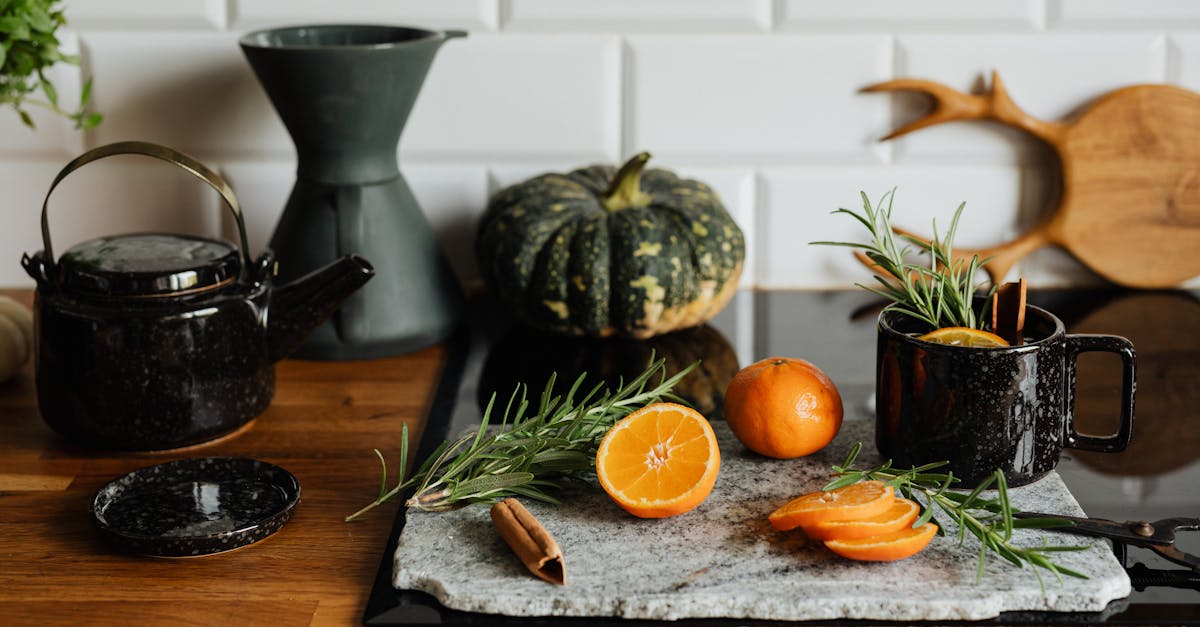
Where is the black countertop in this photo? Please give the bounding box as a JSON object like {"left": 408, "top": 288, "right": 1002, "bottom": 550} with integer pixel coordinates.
{"left": 366, "top": 288, "right": 1200, "bottom": 624}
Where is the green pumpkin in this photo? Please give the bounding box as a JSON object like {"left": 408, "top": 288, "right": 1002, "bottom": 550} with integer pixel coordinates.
{"left": 476, "top": 152, "right": 745, "bottom": 338}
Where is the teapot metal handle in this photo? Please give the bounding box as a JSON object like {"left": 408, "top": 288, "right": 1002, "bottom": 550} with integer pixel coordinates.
{"left": 39, "top": 141, "right": 253, "bottom": 276}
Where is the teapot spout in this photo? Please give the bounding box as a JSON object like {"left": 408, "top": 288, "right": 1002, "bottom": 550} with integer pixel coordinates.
{"left": 268, "top": 255, "right": 374, "bottom": 362}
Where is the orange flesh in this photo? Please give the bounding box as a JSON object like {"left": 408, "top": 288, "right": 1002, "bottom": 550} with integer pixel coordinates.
{"left": 596, "top": 403, "right": 720, "bottom": 519}
{"left": 918, "top": 327, "right": 1009, "bottom": 348}
{"left": 768, "top": 481, "right": 894, "bottom": 531}
{"left": 802, "top": 498, "right": 921, "bottom": 541}
{"left": 824, "top": 523, "right": 939, "bottom": 562}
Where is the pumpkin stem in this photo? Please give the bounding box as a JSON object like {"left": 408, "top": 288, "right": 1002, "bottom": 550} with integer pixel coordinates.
{"left": 603, "top": 152, "right": 653, "bottom": 212}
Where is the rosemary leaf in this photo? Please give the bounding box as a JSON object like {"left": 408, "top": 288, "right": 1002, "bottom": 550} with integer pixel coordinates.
{"left": 812, "top": 189, "right": 995, "bottom": 330}
{"left": 450, "top": 472, "right": 536, "bottom": 499}
{"left": 346, "top": 355, "right": 695, "bottom": 521}
{"left": 825, "top": 447, "right": 1090, "bottom": 583}
{"left": 503, "top": 484, "right": 562, "bottom": 504}
{"left": 373, "top": 449, "right": 388, "bottom": 499}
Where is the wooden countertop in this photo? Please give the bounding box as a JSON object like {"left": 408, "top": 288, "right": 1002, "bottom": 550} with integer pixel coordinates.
{"left": 0, "top": 289, "right": 448, "bottom": 625}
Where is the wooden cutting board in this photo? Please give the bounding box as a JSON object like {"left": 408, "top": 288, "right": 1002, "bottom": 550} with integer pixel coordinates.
{"left": 863, "top": 71, "right": 1200, "bottom": 288}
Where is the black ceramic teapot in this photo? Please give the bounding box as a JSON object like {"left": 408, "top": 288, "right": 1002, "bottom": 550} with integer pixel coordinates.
{"left": 21, "top": 142, "right": 375, "bottom": 451}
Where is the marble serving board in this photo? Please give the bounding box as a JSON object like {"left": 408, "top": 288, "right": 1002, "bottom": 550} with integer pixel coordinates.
{"left": 393, "top": 418, "right": 1131, "bottom": 622}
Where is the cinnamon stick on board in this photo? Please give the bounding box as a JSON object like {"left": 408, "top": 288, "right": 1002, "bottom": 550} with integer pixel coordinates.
{"left": 490, "top": 498, "right": 566, "bottom": 585}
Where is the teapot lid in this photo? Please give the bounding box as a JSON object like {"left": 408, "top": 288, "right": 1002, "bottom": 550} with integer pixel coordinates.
{"left": 58, "top": 233, "right": 242, "bottom": 297}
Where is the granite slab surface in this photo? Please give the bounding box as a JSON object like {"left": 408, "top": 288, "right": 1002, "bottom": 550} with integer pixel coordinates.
{"left": 393, "top": 417, "right": 1131, "bottom": 622}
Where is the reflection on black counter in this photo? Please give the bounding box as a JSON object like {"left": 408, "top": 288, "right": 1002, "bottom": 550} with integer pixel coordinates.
{"left": 419, "top": 288, "right": 1200, "bottom": 619}
{"left": 1043, "top": 290, "right": 1200, "bottom": 478}
{"left": 478, "top": 322, "right": 739, "bottom": 420}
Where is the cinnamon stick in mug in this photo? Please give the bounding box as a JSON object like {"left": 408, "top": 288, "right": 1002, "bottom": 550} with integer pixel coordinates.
{"left": 490, "top": 498, "right": 566, "bottom": 585}
{"left": 991, "top": 278, "right": 1027, "bottom": 345}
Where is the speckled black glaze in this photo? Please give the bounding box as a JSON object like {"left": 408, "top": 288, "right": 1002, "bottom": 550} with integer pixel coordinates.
{"left": 22, "top": 141, "right": 375, "bottom": 452}
{"left": 24, "top": 250, "right": 373, "bottom": 451}
{"left": 92, "top": 457, "right": 300, "bottom": 557}
{"left": 876, "top": 303, "right": 1136, "bottom": 486}
{"left": 34, "top": 285, "right": 274, "bottom": 451}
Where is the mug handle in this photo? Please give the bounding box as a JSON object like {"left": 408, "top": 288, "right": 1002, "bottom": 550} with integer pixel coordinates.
{"left": 1064, "top": 334, "right": 1136, "bottom": 453}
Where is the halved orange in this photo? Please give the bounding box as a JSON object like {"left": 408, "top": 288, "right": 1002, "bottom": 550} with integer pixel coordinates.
{"left": 595, "top": 402, "right": 720, "bottom": 519}
{"left": 824, "top": 522, "right": 939, "bottom": 562}
{"left": 918, "top": 327, "right": 1009, "bottom": 348}
{"left": 768, "top": 480, "right": 894, "bottom": 531}
{"left": 801, "top": 497, "right": 921, "bottom": 541}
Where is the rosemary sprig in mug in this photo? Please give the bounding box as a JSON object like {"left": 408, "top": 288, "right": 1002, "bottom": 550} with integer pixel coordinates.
{"left": 828, "top": 443, "right": 1089, "bottom": 587}
{"left": 346, "top": 356, "right": 693, "bottom": 521}
{"left": 811, "top": 188, "right": 997, "bottom": 330}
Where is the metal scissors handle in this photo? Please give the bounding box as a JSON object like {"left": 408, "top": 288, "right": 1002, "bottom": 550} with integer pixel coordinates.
{"left": 1016, "top": 512, "right": 1200, "bottom": 571}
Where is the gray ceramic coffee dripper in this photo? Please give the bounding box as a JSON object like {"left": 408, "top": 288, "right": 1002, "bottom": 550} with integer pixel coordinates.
{"left": 240, "top": 24, "right": 466, "bottom": 360}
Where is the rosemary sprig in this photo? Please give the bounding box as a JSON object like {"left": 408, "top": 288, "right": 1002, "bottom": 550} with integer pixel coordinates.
{"left": 826, "top": 443, "right": 1090, "bottom": 589}
{"left": 346, "top": 356, "right": 694, "bottom": 522}
{"left": 811, "top": 189, "right": 997, "bottom": 330}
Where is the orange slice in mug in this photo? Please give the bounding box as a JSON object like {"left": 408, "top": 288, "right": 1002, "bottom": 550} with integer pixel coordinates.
{"left": 919, "top": 327, "right": 1009, "bottom": 348}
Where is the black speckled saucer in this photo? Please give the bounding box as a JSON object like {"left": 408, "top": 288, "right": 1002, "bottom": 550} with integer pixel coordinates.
{"left": 92, "top": 457, "right": 300, "bottom": 558}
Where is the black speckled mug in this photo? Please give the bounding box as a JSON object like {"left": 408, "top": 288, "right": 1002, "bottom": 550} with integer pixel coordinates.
{"left": 876, "top": 304, "right": 1135, "bottom": 487}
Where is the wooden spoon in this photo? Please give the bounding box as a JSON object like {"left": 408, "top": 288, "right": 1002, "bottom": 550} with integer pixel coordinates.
{"left": 860, "top": 71, "right": 1200, "bottom": 288}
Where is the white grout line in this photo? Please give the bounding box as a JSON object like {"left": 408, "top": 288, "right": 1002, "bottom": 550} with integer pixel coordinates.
{"left": 486, "top": 0, "right": 505, "bottom": 32}
{"left": 207, "top": 0, "right": 230, "bottom": 32}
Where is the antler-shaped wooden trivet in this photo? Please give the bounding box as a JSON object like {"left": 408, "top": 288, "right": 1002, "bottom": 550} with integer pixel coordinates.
{"left": 859, "top": 70, "right": 1200, "bottom": 288}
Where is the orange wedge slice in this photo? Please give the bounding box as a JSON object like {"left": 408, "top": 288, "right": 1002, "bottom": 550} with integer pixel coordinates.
{"left": 768, "top": 480, "right": 894, "bottom": 531}
{"left": 918, "top": 327, "right": 1009, "bottom": 348}
{"left": 802, "top": 497, "right": 921, "bottom": 541}
{"left": 824, "top": 522, "right": 939, "bottom": 562}
{"left": 595, "top": 402, "right": 720, "bottom": 519}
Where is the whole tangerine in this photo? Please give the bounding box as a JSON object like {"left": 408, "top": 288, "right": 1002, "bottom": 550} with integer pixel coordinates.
{"left": 723, "top": 357, "right": 843, "bottom": 459}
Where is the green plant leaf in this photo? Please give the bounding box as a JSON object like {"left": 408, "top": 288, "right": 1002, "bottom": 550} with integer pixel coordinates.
{"left": 39, "top": 76, "right": 55, "bottom": 105}
{"left": 1, "top": 1, "right": 97, "bottom": 131}
{"left": 76, "top": 107, "right": 102, "bottom": 129}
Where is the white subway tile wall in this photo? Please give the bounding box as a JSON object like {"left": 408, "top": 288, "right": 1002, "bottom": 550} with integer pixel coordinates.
{"left": 505, "top": 0, "right": 772, "bottom": 32}
{"left": 892, "top": 34, "right": 1166, "bottom": 164}
{"left": 2, "top": 1, "right": 1196, "bottom": 289}
{"left": 780, "top": 1, "right": 1045, "bottom": 32}
{"left": 62, "top": 0, "right": 222, "bottom": 30}
{"left": 626, "top": 34, "right": 892, "bottom": 162}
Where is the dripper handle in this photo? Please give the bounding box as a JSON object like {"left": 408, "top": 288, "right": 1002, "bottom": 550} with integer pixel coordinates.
{"left": 38, "top": 141, "right": 253, "bottom": 277}
{"left": 442, "top": 29, "right": 468, "bottom": 41}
